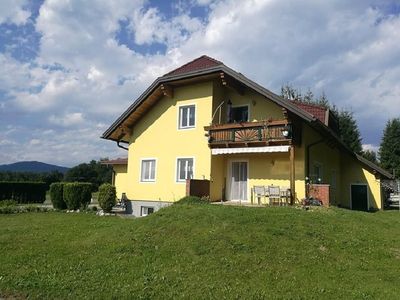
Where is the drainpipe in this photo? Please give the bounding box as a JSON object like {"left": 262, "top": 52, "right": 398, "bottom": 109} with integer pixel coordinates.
{"left": 117, "top": 141, "right": 129, "bottom": 151}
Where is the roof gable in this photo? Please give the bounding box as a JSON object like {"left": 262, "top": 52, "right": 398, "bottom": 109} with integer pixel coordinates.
{"left": 164, "top": 55, "right": 223, "bottom": 76}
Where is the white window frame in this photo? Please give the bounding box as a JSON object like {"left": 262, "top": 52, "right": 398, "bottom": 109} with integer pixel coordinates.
{"left": 226, "top": 159, "right": 249, "bottom": 201}
{"left": 176, "top": 157, "right": 195, "bottom": 183}
{"left": 177, "top": 104, "right": 196, "bottom": 130}
{"left": 139, "top": 158, "right": 157, "bottom": 183}
{"left": 141, "top": 206, "right": 154, "bottom": 216}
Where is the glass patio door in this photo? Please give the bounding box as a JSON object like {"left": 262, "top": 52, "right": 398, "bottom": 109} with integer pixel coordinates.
{"left": 230, "top": 161, "right": 248, "bottom": 201}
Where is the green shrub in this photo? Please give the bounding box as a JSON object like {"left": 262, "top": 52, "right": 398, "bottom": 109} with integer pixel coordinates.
{"left": 63, "top": 182, "right": 92, "bottom": 210}
{"left": 0, "top": 205, "right": 50, "bottom": 214}
{"left": 98, "top": 183, "right": 116, "bottom": 213}
{"left": 0, "top": 182, "right": 46, "bottom": 203}
{"left": 0, "top": 206, "right": 18, "bottom": 214}
{"left": 49, "top": 183, "right": 66, "bottom": 209}
{"left": 0, "top": 199, "right": 17, "bottom": 207}
{"left": 175, "top": 196, "right": 209, "bottom": 205}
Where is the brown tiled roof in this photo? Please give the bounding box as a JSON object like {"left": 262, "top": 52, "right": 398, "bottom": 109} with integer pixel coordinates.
{"left": 164, "top": 55, "right": 223, "bottom": 76}
{"left": 291, "top": 101, "right": 327, "bottom": 124}
{"left": 100, "top": 158, "right": 127, "bottom": 165}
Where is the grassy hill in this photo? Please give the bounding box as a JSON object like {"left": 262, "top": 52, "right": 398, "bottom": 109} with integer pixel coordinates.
{"left": 0, "top": 161, "right": 69, "bottom": 173}
{"left": 0, "top": 204, "right": 399, "bottom": 299}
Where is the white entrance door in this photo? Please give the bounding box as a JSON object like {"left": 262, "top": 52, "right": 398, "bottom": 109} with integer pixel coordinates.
{"left": 230, "top": 161, "right": 248, "bottom": 201}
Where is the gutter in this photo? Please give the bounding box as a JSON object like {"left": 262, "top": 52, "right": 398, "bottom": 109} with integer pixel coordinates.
{"left": 117, "top": 141, "right": 129, "bottom": 151}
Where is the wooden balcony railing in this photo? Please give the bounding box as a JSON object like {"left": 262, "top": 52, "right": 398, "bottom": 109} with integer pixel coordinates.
{"left": 204, "top": 120, "right": 292, "bottom": 147}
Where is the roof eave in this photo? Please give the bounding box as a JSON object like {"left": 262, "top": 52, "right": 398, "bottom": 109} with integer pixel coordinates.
{"left": 101, "top": 66, "right": 226, "bottom": 140}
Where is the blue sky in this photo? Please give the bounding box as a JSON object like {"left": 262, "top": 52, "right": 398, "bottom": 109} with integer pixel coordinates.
{"left": 0, "top": 0, "right": 399, "bottom": 167}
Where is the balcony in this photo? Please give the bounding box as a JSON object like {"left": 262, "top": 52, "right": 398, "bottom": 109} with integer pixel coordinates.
{"left": 204, "top": 120, "right": 292, "bottom": 148}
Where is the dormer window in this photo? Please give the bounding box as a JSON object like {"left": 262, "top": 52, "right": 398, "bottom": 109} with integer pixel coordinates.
{"left": 179, "top": 105, "right": 196, "bottom": 129}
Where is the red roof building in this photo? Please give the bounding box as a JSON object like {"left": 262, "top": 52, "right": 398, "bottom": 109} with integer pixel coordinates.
{"left": 164, "top": 55, "right": 223, "bottom": 76}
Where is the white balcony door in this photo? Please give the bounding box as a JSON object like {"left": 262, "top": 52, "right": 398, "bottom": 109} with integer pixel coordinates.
{"left": 230, "top": 161, "right": 248, "bottom": 201}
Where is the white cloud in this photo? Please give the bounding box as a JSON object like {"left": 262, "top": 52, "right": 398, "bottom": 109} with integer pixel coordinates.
{"left": 363, "top": 144, "right": 379, "bottom": 153}
{"left": 130, "top": 7, "right": 202, "bottom": 47}
{"left": 0, "top": 0, "right": 31, "bottom": 25}
{"left": 49, "top": 112, "right": 85, "bottom": 127}
{"left": 1, "top": 0, "right": 400, "bottom": 166}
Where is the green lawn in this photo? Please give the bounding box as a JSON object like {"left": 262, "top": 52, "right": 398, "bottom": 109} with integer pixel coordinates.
{"left": 0, "top": 205, "right": 399, "bottom": 299}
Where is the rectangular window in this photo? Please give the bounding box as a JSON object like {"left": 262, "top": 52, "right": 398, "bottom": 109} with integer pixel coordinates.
{"left": 140, "top": 159, "right": 156, "bottom": 182}
{"left": 179, "top": 105, "right": 195, "bottom": 129}
{"left": 176, "top": 158, "right": 194, "bottom": 182}
{"left": 312, "top": 162, "right": 323, "bottom": 183}
{"left": 229, "top": 105, "right": 249, "bottom": 123}
{"left": 141, "top": 206, "right": 154, "bottom": 216}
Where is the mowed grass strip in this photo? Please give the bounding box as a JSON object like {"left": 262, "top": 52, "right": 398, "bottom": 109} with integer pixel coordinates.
{"left": 0, "top": 205, "right": 399, "bottom": 299}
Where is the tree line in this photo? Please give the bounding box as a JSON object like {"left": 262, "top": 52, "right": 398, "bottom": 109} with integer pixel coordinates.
{"left": 0, "top": 160, "right": 112, "bottom": 190}
{"left": 281, "top": 84, "right": 400, "bottom": 178}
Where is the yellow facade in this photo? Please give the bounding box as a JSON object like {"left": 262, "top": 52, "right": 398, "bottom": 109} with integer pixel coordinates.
{"left": 302, "top": 123, "right": 342, "bottom": 205}
{"left": 110, "top": 78, "right": 385, "bottom": 210}
{"left": 113, "top": 165, "right": 128, "bottom": 199}
{"left": 210, "top": 151, "right": 306, "bottom": 203}
{"left": 125, "top": 82, "right": 213, "bottom": 202}
{"left": 340, "top": 153, "right": 382, "bottom": 209}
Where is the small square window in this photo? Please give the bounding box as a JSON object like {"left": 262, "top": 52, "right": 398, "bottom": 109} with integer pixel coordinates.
{"left": 176, "top": 158, "right": 194, "bottom": 182}
{"left": 179, "top": 105, "right": 195, "bottom": 129}
{"left": 141, "top": 206, "right": 154, "bottom": 216}
{"left": 141, "top": 159, "right": 156, "bottom": 182}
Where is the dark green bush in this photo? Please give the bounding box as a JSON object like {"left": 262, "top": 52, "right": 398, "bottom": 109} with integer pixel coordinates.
{"left": 0, "top": 199, "right": 17, "bottom": 207}
{"left": 98, "top": 183, "right": 116, "bottom": 213}
{"left": 63, "top": 182, "right": 92, "bottom": 210}
{"left": 0, "top": 182, "right": 46, "bottom": 203}
{"left": 0, "top": 205, "right": 50, "bottom": 214}
{"left": 175, "top": 196, "right": 209, "bottom": 205}
{"left": 49, "top": 182, "right": 66, "bottom": 209}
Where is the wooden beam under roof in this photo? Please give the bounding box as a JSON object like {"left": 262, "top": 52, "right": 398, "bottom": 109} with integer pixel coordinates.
{"left": 160, "top": 84, "right": 173, "bottom": 98}
{"left": 220, "top": 72, "right": 245, "bottom": 95}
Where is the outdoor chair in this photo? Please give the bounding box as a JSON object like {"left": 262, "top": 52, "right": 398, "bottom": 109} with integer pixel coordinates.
{"left": 268, "top": 186, "right": 281, "bottom": 206}
{"left": 118, "top": 192, "right": 128, "bottom": 210}
{"left": 253, "top": 186, "right": 268, "bottom": 205}
{"left": 280, "top": 187, "right": 290, "bottom": 206}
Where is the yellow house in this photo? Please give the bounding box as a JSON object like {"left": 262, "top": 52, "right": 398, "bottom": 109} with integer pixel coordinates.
{"left": 102, "top": 55, "right": 392, "bottom": 216}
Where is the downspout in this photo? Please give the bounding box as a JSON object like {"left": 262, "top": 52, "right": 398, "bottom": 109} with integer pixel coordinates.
{"left": 117, "top": 141, "right": 129, "bottom": 151}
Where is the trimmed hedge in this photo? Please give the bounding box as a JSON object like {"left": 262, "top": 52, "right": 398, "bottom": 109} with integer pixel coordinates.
{"left": 49, "top": 182, "right": 66, "bottom": 209}
{"left": 0, "top": 182, "right": 46, "bottom": 203}
{"left": 63, "top": 182, "right": 92, "bottom": 210}
{"left": 98, "top": 183, "right": 116, "bottom": 213}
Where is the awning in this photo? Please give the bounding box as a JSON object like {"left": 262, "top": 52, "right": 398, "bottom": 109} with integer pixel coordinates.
{"left": 211, "top": 146, "right": 290, "bottom": 155}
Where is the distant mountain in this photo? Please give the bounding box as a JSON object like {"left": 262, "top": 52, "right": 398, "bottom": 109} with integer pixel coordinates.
{"left": 0, "top": 161, "right": 70, "bottom": 173}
